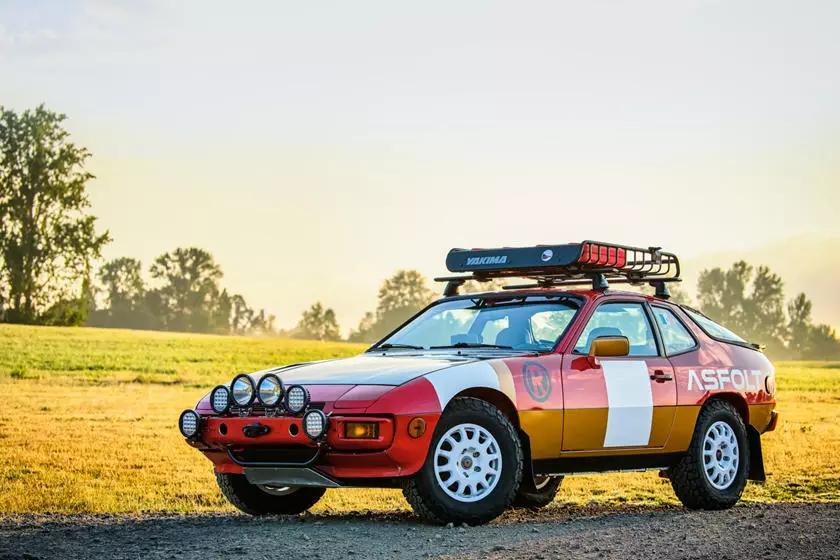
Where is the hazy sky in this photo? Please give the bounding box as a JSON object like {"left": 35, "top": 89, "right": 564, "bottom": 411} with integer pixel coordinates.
{"left": 1, "top": 1, "right": 838, "bottom": 331}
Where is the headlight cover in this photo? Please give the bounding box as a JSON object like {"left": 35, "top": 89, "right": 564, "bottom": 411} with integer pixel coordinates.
{"left": 179, "top": 409, "right": 200, "bottom": 438}
{"left": 210, "top": 385, "right": 230, "bottom": 414}
{"left": 303, "top": 409, "right": 328, "bottom": 440}
{"left": 231, "top": 374, "right": 256, "bottom": 407}
{"left": 284, "top": 385, "right": 310, "bottom": 414}
{"left": 257, "top": 373, "right": 284, "bottom": 407}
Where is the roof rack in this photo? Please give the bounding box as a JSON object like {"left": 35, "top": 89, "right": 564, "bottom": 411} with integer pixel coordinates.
{"left": 434, "top": 240, "right": 680, "bottom": 298}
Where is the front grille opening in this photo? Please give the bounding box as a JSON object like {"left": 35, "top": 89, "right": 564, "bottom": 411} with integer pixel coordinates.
{"left": 231, "top": 445, "right": 318, "bottom": 464}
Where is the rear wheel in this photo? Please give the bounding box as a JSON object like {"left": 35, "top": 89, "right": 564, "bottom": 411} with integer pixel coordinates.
{"left": 403, "top": 397, "right": 523, "bottom": 525}
{"left": 669, "top": 400, "right": 750, "bottom": 510}
{"left": 216, "top": 473, "right": 326, "bottom": 515}
{"left": 512, "top": 475, "right": 563, "bottom": 509}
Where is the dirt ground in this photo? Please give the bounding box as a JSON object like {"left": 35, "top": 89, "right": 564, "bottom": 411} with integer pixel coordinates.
{"left": 1, "top": 502, "right": 837, "bottom": 560}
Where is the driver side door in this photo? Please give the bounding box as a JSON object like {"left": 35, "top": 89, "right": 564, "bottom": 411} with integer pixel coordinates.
{"left": 561, "top": 300, "right": 677, "bottom": 452}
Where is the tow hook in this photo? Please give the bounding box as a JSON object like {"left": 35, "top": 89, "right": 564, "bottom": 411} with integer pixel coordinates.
{"left": 243, "top": 423, "right": 270, "bottom": 438}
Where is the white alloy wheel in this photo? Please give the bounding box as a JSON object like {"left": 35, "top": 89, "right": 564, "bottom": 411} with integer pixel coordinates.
{"left": 257, "top": 485, "right": 298, "bottom": 496}
{"left": 434, "top": 423, "right": 502, "bottom": 503}
{"left": 703, "top": 421, "right": 739, "bottom": 490}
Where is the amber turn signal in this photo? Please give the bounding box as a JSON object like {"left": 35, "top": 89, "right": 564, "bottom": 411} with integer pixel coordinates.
{"left": 344, "top": 422, "right": 379, "bottom": 439}
{"left": 408, "top": 417, "right": 426, "bottom": 438}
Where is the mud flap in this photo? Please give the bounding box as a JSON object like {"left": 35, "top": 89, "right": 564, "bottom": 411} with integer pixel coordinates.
{"left": 747, "top": 425, "right": 766, "bottom": 482}
{"left": 518, "top": 429, "right": 540, "bottom": 492}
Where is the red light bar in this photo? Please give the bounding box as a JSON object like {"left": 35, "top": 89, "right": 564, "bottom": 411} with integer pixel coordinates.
{"left": 579, "top": 243, "right": 627, "bottom": 268}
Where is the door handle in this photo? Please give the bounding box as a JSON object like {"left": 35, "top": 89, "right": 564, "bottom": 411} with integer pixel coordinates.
{"left": 650, "top": 371, "right": 673, "bottom": 382}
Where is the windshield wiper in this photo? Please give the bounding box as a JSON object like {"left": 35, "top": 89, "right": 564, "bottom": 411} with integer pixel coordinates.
{"left": 430, "top": 342, "right": 514, "bottom": 350}
{"left": 376, "top": 343, "right": 425, "bottom": 350}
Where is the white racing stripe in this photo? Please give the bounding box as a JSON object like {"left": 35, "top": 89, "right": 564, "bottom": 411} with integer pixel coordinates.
{"left": 602, "top": 360, "right": 653, "bottom": 447}
{"left": 424, "top": 361, "right": 501, "bottom": 410}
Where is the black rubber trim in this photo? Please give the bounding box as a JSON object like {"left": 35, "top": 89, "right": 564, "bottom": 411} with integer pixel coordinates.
{"left": 533, "top": 452, "right": 684, "bottom": 475}
{"left": 226, "top": 447, "right": 322, "bottom": 468}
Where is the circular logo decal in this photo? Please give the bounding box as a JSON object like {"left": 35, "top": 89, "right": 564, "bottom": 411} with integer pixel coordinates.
{"left": 523, "top": 362, "right": 552, "bottom": 402}
{"left": 541, "top": 249, "right": 553, "bottom": 262}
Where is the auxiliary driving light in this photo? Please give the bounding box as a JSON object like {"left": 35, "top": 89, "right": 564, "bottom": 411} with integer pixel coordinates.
{"left": 210, "top": 385, "right": 230, "bottom": 414}
{"left": 257, "top": 373, "right": 284, "bottom": 407}
{"left": 303, "top": 409, "right": 328, "bottom": 440}
{"left": 231, "top": 374, "right": 256, "bottom": 407}
{"left": 344, "top": 421, "right": 379, "bottom": 439}
{"left": 179, "top": 409, "right": 200, "bottom": 438}
{"left": 284, "top": 385, "right": 310, "bottom": 414}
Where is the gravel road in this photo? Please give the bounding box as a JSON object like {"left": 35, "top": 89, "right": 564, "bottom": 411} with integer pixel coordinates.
{"left": 1, "top": 502, "right": 838, "bottom": 560}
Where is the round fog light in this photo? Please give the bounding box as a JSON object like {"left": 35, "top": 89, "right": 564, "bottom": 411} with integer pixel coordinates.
{"left": 302, "top": 409, "right": 328, "bottom": 440}
{"left": 284, "top": 385, "right": 310, "bottom": 414}
{"left": 257, "top": 373, "right": 284, "bottom": 407}
{"left": 179, "top": 410, "right": 200, "bottom": 438}
{"left": 210, "top": 385, "right": 230, "bottom": 414}
{"left": 231, "top": 374, "right": 255, "bottom": 407}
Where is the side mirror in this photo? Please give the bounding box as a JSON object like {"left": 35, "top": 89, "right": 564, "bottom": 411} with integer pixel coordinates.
{"left": 588, "top": 336, "right": 629, "bottom": 366}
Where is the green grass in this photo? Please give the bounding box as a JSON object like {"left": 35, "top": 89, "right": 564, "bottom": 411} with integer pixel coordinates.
{"left": 0, "top": 324, "right": 837, "bottom": 514}
{"left": 0, "top": 323, "right": 366, "bottom": 386}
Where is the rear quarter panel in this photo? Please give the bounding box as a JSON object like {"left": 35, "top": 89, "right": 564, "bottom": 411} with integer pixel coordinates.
{"left": 670, "top": 306, "right": 777, "bottom": 447}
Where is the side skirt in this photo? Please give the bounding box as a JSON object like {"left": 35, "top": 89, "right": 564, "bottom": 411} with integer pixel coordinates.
{"left": 533, "top": 452, "right": 684, "bottom": 476}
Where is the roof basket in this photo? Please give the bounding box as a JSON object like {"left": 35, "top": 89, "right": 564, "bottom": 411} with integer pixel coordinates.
{"left": 435, "top": 240, "right": 680, "bottom": 296}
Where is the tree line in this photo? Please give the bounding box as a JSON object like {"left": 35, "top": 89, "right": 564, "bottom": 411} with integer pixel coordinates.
{"left": 1, "top": 104, "right": 838, "bottom": 358}
{"left": 0, "top": 105, "right": 272, "bottom": 334}
{"left": 87, "top": 249, "right": 275, "bottom": 334}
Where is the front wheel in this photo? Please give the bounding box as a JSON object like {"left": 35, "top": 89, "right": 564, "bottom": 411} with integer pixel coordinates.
{"left": 403, "top": 397, "right": 523, "bottom": 525}
{"left": 669, "top": 400, "right": 750, "bottom": 510}
{"left": 216, "top": 473, "right": 326, "bottom": 515}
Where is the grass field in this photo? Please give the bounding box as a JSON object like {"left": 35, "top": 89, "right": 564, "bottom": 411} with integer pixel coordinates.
{"left": 0, "top": 324, "right": 838, "bottom": 514}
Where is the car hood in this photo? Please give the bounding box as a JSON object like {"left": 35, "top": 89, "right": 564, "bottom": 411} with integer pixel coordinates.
{"left": 250, "top": 353, "right": 478, "bottom": 386}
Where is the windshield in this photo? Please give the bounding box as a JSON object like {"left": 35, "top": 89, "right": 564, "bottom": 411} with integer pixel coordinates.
{"left": 372, "top": 296, "right": 580, "bottom": 353}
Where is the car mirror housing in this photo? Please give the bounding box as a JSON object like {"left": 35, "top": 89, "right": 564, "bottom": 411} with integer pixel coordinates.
{"left": 588, "top": 336, "right": 630, "bottom": 366}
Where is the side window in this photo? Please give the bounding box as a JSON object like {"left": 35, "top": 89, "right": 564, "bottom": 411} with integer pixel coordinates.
{"left": 652, "top": 307, "right": 697, "bottom": 355}
{"left": 574, "top": 302, "right": 658, "bottom": 357}
{"left": 683, "top": 308, "right": 747, "bottom": 343}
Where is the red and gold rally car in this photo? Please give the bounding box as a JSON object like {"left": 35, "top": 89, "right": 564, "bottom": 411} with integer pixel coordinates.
{"left": 179, "top": 241, "right": 779, "bottom": 525}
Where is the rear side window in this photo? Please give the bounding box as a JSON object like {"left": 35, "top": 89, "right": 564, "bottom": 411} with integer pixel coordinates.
{"left": 652, "top": 307, "right": 696, "bottom": 355}
{"left": 683, "top": 308, "right": 746, "bottom": 343}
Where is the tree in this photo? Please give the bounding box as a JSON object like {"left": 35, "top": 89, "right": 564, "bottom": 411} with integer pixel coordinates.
{"left": 40, "top": 278, "right": 93, "bottom": 326}
{"left": 350, "top": 270, "right": 436, "bottom": 343}
{"left": 294, "top": 302, "right": 341, "bottom": 341}
{"left": 348, "top": 311, "right": 376, "bottom": 343}
{"left": 787, "top": 293, "right": 813, "bottom": 358}
{"left": 90, "top": 257, "right": 157, "bottom": 329}
{"left": 696, "top": 261, "right": 788, "bottom": 353}
{"left": 696, "top": 261, "right": 752, "bottom": 336}
{"left": 741, "top": 266, "right": 787, "bottom": 347}
{"left": 461, "top": 278, "right": 508, "bottom": 294}
{"left": 148, "top": 247, "right": 223, "bottom": 333}
{"left": 0, "top": 105, "right": 111, "bottom": 323}
{"left": 807, "top": 324, "right": 840, "bottom": 360}
{"left": 230, "top": 293, "right": 254, "bottom": 334}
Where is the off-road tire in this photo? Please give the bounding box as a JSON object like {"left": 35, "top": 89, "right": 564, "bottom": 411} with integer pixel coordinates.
{"left": 669, "top": 400, "right": 750, "bottom": 510}
{"left": 403, "top": 397, "right": 523, "bottom": 525}
{"left": 216, "top": 473, "right": 326, "bottom": 515}
{"left": 512, "top": 476, "right": 564, "bottom": 509}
